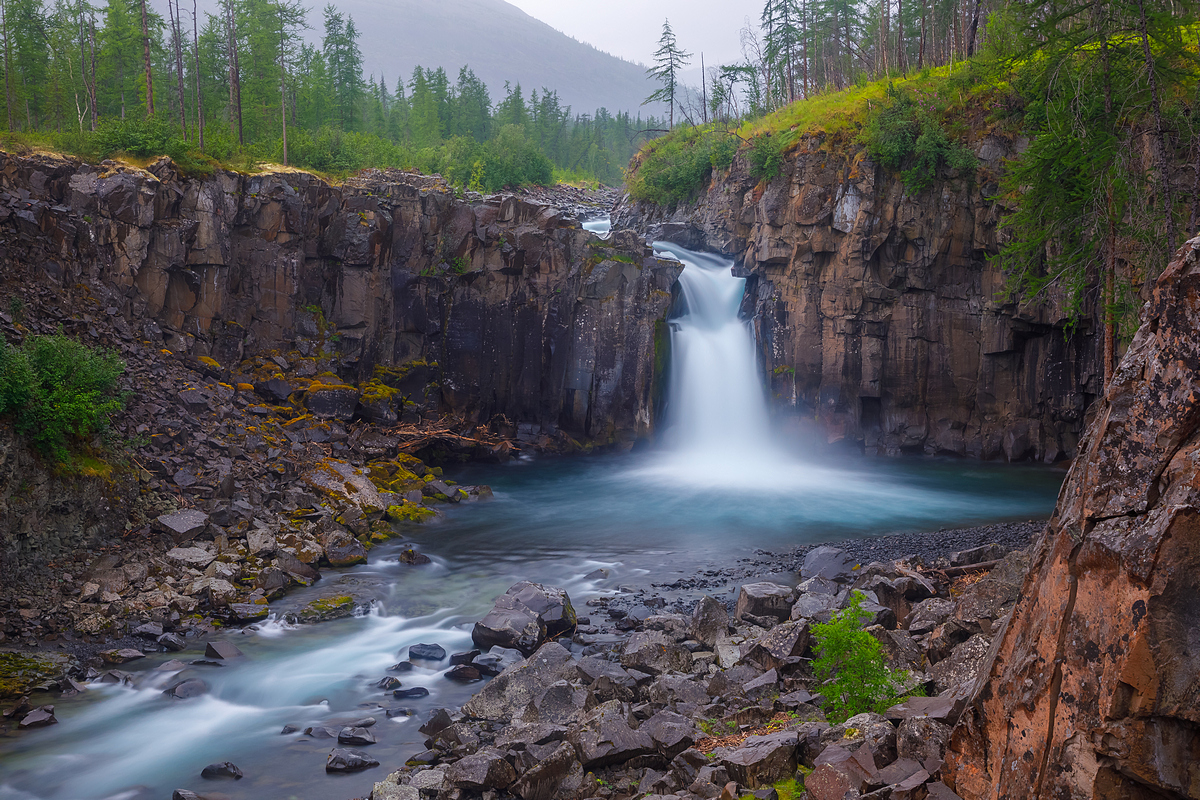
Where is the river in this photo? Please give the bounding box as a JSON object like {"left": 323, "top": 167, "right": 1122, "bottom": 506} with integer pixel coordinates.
{"left": 0, "top": 222, "right": 1063, "bottom": 800}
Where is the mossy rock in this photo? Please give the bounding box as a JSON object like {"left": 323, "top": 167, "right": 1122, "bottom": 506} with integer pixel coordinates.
{"left": 385, "top": 501, "right": 436, "bottom": 523}
{"left": 294, "top": 594, "right": 359, "bottom": 623}
{"left": 0, "top": 652, "right": 71, "bottom": 698}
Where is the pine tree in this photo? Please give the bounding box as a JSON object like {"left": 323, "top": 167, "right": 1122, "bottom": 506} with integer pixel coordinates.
{"left": 643, "top": 18, "right": 691, "bottom": 127}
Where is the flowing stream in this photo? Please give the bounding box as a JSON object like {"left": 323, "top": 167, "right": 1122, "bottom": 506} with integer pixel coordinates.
{"left": 0, "top": 222, "right": 1065, "bottom": 800}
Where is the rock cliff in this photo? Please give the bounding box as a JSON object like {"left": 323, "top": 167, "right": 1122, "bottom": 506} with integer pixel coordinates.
{"left": 945, "top": 236, "right": 1200, "bottom": 798}
{"left": 616, "top": 135, "right": 1100, "bottom": 460}
{"left": 0, "top": 151, "right": 680, "bottom": 447}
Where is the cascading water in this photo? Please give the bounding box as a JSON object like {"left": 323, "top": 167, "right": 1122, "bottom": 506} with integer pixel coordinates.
{"left": 654, "top": 242, "right": 771, "bottom": 455}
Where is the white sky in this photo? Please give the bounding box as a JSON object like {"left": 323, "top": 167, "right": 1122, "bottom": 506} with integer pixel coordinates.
{"left": 506, "top": 0, "right": 764, "bottom": 69}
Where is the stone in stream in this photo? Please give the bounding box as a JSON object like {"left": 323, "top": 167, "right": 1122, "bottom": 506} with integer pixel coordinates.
{"left": 204, "top": 641, "right": 244, "bottom": 660}
{"left": 376, "top": 676, "right": 402, "bottom": 690}
{"left": 157, "top": 632, "right": 187, "bottom": 651}
{"left": 445, "top": 664, "right": 482, "bottom": 682}
{"left": 393, "top": 687, "right": 430, "bottom": 699}
{"left": 325, "top": 747, "right": 380, "bottom": 772}
{"left": 389, "top": 660, "right": 415, "bottom": 672}
{"left": 408, "top": 643, "right": 446, "bottom": 661}
{"left": 449, "top": 649, "right": 480, "bottom": 666}
{"left": 305, "top": 726, "right": 341, "bottom": 739}
{"left": 17, "top": 706, "right": 56, "bottom": 728}
{"left": 200, "top": 761, "right": 243, "bottom": 779}
{"left": 99, "top": 648, "right": 145, "bottom": 664}
{"left": 418, "top": 708, "right": 454, "bottom": 737}
{"left": 338, "top": 726, "right": 376, "bottom": 745}
{"left": 163, "top": 678, "right": 209, "bottom": 699}
{"left": 472, "top": 646, "right": 524, "bottom": 676}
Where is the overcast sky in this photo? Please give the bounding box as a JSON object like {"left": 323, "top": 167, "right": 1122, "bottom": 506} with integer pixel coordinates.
{"left": 505, "top": 0, "right": 764, "bottom": 70}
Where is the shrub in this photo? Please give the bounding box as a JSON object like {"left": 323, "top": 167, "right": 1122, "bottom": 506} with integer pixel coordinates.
{"left": 811, "top": 590, "right": 915, "bottom": 721}
{"left": 0, "top": 332, "right": 127, "bottom": 462}
{"left": 747, "top": 133, "right": 784, "bottom": 181}
{"left": 860, "top": 84, "right": 976, "bottom": 193}
{"left": 626, "top": 126, "right": 737, "bottom": 206}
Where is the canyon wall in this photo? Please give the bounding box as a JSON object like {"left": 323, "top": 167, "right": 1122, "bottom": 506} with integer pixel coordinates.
{"left": 945, "top": 235, "right": 1200, "bottom": 799}
{"left": 0, "top": 152, "right": 680, "bottom": 447}
{"left": 616, "top": 135, "right": 1100, "bottom": 460}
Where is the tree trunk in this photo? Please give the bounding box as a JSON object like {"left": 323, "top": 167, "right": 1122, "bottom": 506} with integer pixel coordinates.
{"left": 141, "top": 0, "right": 154, "bottom": 115}
{"left": 193, "top": 0, "right": 203, "bottom": 148}
{"left": 279, "top": 12, "right": 288, "bottom": 166}
{"left": 801, "top": 0, "right": 809, "bottom": 98}
{"left": 966, "top": 0, "right": 981, "bottom": 57}
{"left": 168, "top": 0, "right": 188, "bottom": 139}
{"left": 918, "top": 0, "right": 926, "bottom": 69}
{"left": 88, "top": 16, "right": 97, "bottom": 129}
{"left": 228, "top": 0, "right": 242, "bottom": 145}
{"left": 3, "top": 0, "right": 14, "bottom": 130}
{"left": 1134, "top": 0, "right": 1175, "bottom": 286}
{"left": 896, "top": 0, "right": 905, "bottom": 72}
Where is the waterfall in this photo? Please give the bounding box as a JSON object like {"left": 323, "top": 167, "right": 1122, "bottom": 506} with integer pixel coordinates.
{"left": 655, "top": 241, "right": 771, "bottom": 454}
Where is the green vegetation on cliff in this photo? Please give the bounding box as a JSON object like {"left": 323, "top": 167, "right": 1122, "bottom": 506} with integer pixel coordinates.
{"left": 0, "top": 332, "right": 126, "bottom": 462}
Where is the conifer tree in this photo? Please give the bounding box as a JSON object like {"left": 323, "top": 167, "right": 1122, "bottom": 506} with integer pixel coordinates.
{"left": 644, "top": 18, "right": 691, "bottom": 127}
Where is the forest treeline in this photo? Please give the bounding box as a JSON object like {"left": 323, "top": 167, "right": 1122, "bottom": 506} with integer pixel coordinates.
{"left": 0, "top": 0, "right": 664, "bottom": 187}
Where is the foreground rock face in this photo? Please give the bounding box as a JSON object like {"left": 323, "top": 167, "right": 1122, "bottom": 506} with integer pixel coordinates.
{"left": 615, "top": 136, "right": 1100, "bottom": 460}
{"left": 946, "top": 237, "right": 1200, "bottom": 799}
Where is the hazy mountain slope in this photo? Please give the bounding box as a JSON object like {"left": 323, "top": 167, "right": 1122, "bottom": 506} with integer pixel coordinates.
{"left": 325, "top": 0, "right": 661, "bottom": 115}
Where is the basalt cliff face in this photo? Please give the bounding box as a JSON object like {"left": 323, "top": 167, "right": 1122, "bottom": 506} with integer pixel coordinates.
{"left": 0, "top": 152, "right": 679, "bottom": 446}
{"left": 945, "top": 236, "right": 1200, "bottom": 799}
{"left": 615, "top": 136, "right": 1100, "bottom": 461}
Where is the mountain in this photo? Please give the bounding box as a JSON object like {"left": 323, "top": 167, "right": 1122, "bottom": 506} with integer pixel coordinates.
{"left": 324, "top": 0, "right": 662, "bottom": 116}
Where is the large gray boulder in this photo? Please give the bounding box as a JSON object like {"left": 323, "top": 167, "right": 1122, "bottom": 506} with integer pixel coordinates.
{"left": 690, "top": 595, "right": 729, "bottom": 647}
{"left": 619, "top": 631, "right": 692, "bottom": 676}
{"left": 472, "top": 581, "right": 577, "bottom": 656}
{"left": 734, "top": 582, "right": 795, "bottom": 622}
{"left": 461, "top": 642, "right": 575, "bottom": 722}
{"left": 511, "top": 740, "right": 585, "bottom": 800}
{"left": 444, "top": 748, "right": 517, "bottom": 790}
{"left": 720, "top": 730, "right": 800, "bottom": 789}
{"left": 800, "top": 546, "right": 858, "bottom": 582}
{"left": 571, "top": 700, "right": 655, "bottom": 769}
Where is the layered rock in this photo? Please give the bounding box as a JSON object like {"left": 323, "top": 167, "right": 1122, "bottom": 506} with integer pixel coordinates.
{"left": 945, "top": 236, "right": 1200, "bottom": 798}
{"left": 0, "top": 152, "right": 680, "bottom": 448}
{"left": 616, "top": 135, "right": 1100, "bottom": 460}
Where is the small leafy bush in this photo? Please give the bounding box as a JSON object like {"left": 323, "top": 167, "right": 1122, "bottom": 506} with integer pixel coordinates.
{"left": 0, "top": 332, "right": 127, "bottom": 462}
{"left": 747, "top": 133, "right": 784, "bottom": 181}
{"left": 626, "top": 126, "right": 737, "bottom": 206}
{"left": 811, "top": 590, "right": 916, "bottom": 721}
{"left": 861, "top": 84, "right": 976, "bottom": 193}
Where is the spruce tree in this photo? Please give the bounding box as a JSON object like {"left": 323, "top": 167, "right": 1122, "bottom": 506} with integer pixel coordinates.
{"left": 643, "top": 18, "right": 691, "bottom": 127}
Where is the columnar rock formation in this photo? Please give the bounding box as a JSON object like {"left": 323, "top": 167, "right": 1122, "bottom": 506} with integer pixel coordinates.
{"left": 616, "top": 136, "right": 1100, "bottom": 460}
{"left": 945, "top": 236, "right": 1200, "bottom": 798}
{"left": 0, "top": 152, "right": 679, "bottom": 446}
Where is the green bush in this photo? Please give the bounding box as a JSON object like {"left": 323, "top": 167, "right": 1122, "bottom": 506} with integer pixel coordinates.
{"left": 811, "top": 590, "right": 916, "bottom": 721}
{"left": 0, "top": 332, "right": 127, "bottom": 462}
{"left": 626, "top": 126, "right": 737, "bottom": 206}
{"left": 747, "top": 133, "right": 784, "bottom": 181}
{"left": 860, "top": 84, "right": 976, "bottom": 193}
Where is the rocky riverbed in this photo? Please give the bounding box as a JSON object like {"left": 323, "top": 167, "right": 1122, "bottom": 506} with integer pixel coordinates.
{"left": 336, "top": 535, "right": 1033, "bottom": 800}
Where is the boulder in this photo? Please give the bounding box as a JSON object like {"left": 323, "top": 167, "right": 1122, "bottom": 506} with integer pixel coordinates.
{"left": 461, "top": 642, "right": 575, "bottom": 721}
{"left": 338, "top": 726, "right": 376, "bottom": 745}
{"left": 166, "top": 547, "right": 215, "bottom": 569}
{"left": 474, "top": 646, "right": 524, "bottom": 676}
{"left": 897, "top": 716, "right": 952, "bottom": 764}
{"left": 619, "top": 630, "right": 692, "bottom": 676}
{"left": 164, "top": 678, "right": 209, "bottom": 699}
{"left": 321, "top": 528, "right": 368, "bottom": 567}
{"left": 907, "top": 597, "right": 955, "bottom": 634}
{"left": 929, "top": 633, "right": 991, "bottom": 696}
{"left": 691, "top": 595, "right": 730, "bottom": 647}
{"left": 445, "top": 664, "right": 482, "bottom": 682}
{"left": 18, "top": 706, "right": 56, "bottom": 728}
{"left": 472, "top": 582, "right": 576, "bottom": 655}
{"left": 790, "top": 592, "right": 839, "bottom": 622}
{"left": 409, "top": 643, "right": 447, "bottom": 660}
{"left": 200, "top": 762, "right": 243, "bottom": 779}
{"left": 188, "top": 577, "right": 237, "bottom": 607}
{"left": 444, "top": 748, "right": 518, "bottom": 790}
{"left": 371, "top": 780, "right": 420, "bottom": 800}
{"left": 156, "top": 510, "right": 210, "bottom": 543}
{"left": 572, "top": 700, "right": 655, "bottom": 769}
{"left": 307, "top": 387, "right": 359, "bottom": 420}
{"left": 100, "top": 649, "right": 145, "bottom": 664}
{"left": 511, "top": 740, "right": 585, "bottom": 800}
{"left": 247, "top": 529, "right": 277, "bottom": 556}
{"left": 721, "top": 730, "right": 799, "bottom": 789}
{"left": 204, "top": 641, "right": 244, "bottom": 659}
{"left": 800, "top": 546, "right": 857, "bottom": 582}
{"left": 642, "top": 709, "right": 701, "bottom": 757}
{"left": 326, "top": 748, "right": 380, "bottom": 772}
{"left": 740, "top": 620, "right": 810, "bottom": 670}
{"left": 735, "top": 583, "right": 795, "bottom": 622}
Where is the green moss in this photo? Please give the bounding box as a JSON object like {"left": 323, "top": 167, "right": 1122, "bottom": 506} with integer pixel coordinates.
{"left": 772, "top": 778, "right": 805, "bottom": 800}
{"left": 386, "top": 501, "right": 436, "bottom": 523}
{"left": 0, "top": 652, "right": 64, "bottom": 698}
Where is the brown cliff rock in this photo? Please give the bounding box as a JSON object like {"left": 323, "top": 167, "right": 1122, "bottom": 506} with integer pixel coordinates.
{"left": 616, "top": 135, "right": 1099, "bottom": 460}
{"left": 944, "top": 235, "right": 1200, "bottom": 799}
